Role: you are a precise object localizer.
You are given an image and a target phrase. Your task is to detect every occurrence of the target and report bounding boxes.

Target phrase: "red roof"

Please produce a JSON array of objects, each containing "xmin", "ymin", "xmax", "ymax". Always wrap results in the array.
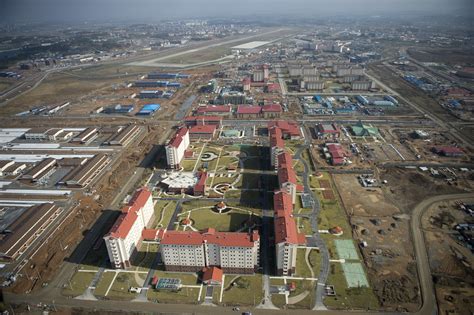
[
  {"xmin": 318, "ymin": 123, "xmax": 340, "ymax": 134},
  {"xmin": 277, "ymin": 152, "xmax": 297, "ymax": 185},
  {"xmin": 262, "ymin": 104, "xmax": 282, "ymax": 112},
  {"xmin": 269, "ymin": 127, "xmax": 284, "ymax": 148},
  {"xmin": 202, "ymin": 266, "xmax": 223, "ymax": 283},
  {"xmin": 237, "ymin": 106, "xmax": 261, "ymax": 114},
  {"xmin": 160, "ymin": 229, "xmax": 259, "ymax": 247},
  {"xmin": 433, "ymin": 146, "xmax": 464, "ymax": 154},
  {"xmin": 242, "ymin": 77, "xmax": 251, "ymax": 85},
  {"xmin": 326, "ymin": 143, "xmax": 346, "ymax": 159},
  {"xmin": 194, "ymin": 171, "xmax": 207, "ymax": 193},
  {"xmin": 277, "ymin": 152, "xmax": 293, "ymax": 167},
  {"xmin": 266, "ymin": 83, "xmax": 280, "ymax": 92},
  {"xmin": 268, "ymin": 120, "xmax": 301, "ymax": 137},
  {"xmin": 273, "ymin": 190, "xmax": 293, "ymax": 217},
  {"xmin": 142, "ymin": 229, "xmax": 160, "ymax": 241},
  {"xmin": 196, "ymin": 105, "xmax": 231, "ymax": 114},
  {"xmin": 168, "ymin": 127, "xmax": 188, "ymax": 148},
  {"xmin": 189, "ymin": 124, "xmax": 217, "ymax": 134},
  {"xmin": 273, "ymin": 191, "xmax": 300, "ymax": 244},
  {"xmin": 107, "ymin": 187, "xmax": 151, "ymax": 239}
]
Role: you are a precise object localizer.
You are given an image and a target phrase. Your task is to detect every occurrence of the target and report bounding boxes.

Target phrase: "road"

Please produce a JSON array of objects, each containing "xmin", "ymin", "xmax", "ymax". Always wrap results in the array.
[
  {"xmin": 294, "ymin": 125, "xmax": 330, "ymax": 310},
  {"xmin": 410, "ymin": 192, "xmax": 474, "ymax": 315}
]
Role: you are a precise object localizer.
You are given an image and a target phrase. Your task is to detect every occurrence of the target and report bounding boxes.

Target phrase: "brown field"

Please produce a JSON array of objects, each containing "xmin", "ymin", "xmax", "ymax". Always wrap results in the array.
[{"xmin": 322, "ymin": 190, "xmax": 335, "ymax": 200}]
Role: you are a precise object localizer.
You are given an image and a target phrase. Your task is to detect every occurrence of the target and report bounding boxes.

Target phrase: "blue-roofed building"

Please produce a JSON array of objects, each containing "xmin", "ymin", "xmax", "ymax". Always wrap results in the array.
[
  {"xmin": 356, "ymin": 95, "xmax": 369, "ymax": 105},
  {"xmin": 449, "ymin": 100, "xmax": 461, "ymax": 108},
  {"xmin": 167, "ymin": 82, "xmax": 182, "ymax": 88},
  {"xmin": 137, "ymin": 104, "xmax": 160, "ymax": 116},
  {"xmin": 313, "ymin": 95, "xmax": 323, "ymax": 103}
]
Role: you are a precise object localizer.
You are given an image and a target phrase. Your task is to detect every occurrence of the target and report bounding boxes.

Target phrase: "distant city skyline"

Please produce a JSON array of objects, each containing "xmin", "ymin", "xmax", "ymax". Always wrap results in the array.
[{"xmin": 1, "ymin": 0, "xmax": 472, "ymax": 24}]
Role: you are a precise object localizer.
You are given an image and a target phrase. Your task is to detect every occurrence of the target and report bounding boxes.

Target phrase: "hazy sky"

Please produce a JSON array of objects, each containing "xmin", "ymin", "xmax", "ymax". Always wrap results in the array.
[{"xmin": 1, "ymin": 0, "xmax": 472, "ymax": 23}]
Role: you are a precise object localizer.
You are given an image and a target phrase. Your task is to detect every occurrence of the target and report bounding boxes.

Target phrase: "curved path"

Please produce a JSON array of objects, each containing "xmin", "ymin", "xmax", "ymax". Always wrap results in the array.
[{"xmin": 410, "ymin": 192, "xmax": 474, "ymax": 315}]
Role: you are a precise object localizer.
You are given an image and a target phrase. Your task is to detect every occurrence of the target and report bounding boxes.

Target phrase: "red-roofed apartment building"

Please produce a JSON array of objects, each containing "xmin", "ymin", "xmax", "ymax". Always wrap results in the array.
[
  {"xmin": 103, "ymin": 187, "xmax": 154, "ymax": 269},
  {"xmin": 159, "ymin": 228, "xmax": 260, "ymax": 274},
  {"xmin": 269, "ymin": 126, "xmax": 284, "ymax": 169},
  {"xmin": 316, "ymin": 123, "xmax": 341, "ymax": 140},
  {"xmin": 325, "ymin": 143, "xmax": 349, "ymax": 166},
  {"xmin": 277, "ymin": 152, "xmax": 300, "ymax": 204},
  {"xmin": 184, "ymin": 116, "xmax": 223, "ymax": 127},
  {"xmin": 166, "ymin": 127, "xmax": 190, "ymax": 169},
  {"xmin": 273, "ymin": 190, "xmax": 306, "ymax": 276},
  {"xmin": 189, "ymin": 124, "xmax": 217, "ymax": 140},
  {"xmin": 268, "ymin": 121, "xmax": 302, "ymax": 140}
]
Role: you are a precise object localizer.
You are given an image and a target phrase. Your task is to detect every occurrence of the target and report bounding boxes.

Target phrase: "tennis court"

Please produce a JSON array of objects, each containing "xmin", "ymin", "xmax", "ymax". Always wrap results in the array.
[
  {"xmin": 334, "ymin": 239, "xmax": 359, "ymax": 260},
  {"xmin": 342, "ymin": 262, "xmax": 369, "ymax": 288}
]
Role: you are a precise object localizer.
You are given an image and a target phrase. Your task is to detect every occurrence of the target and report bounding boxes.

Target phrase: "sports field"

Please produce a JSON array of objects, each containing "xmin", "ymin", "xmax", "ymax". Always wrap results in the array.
[
  {"xmin": 334, "ymin": 239, "xmax": 359, "ymax": 260},
  {"xmin": 341, "ymin": 262, "xmax": 369, "ymax": 288}
]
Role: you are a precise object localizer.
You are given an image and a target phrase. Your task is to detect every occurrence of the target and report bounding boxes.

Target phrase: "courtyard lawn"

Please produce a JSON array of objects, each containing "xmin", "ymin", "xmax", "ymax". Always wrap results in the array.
[
  {"xmin": 153, "ymin": 201, "xmax": 177, "ymax": 229},
  {"xmin": 189, "ymin": 208, "xmax": 253, "ymax": 232},
  {"xmin": 133, "ymin": 243, "xmax": 159, "ymax": 270},
  {"xmin": 222, "ymin": 274, "xmax": 263, "ymax": 306},
  {"xmin": 181, "ymin": 160, "xmax": 197, "ymax": 172}
]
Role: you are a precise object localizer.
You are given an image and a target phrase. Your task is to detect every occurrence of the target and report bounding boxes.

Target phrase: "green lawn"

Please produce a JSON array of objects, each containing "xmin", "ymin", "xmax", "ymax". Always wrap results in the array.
[
  {"xmin": 181, "ymin": 160, "xmax": 197, "ymax": 172},
  {"xmin": 94, "ymin": 272, "xmax": 117, "ymax": 297},
  {"xmin": 105, "ymin": 272, "xmax": 141, "ymax": 300},
  {"xmin": 272, "ymin": 294, "xmax": 286, "ymax": 308},
  {"xmin": 148, "ymin": 286, "xmax": 201, "ymax": 304},
  {"xmin": 189, "ymin": 208, "xmax": 254, "ymax": 232},
  {"xmin": 324, "ymin": 263, "xmax": 379, "ymax": 310},
  {"xmin": 297, "ymin": 217, "xmax": 313, "ymax": 235},
  {"xmin": 224, "ymin": 189, "xmax": 242, "ymax": 199},
  {"xmin": 222, "ymin": 274, "xmax": 263, "ymax": 306},
  {"xmin": 153, "ymin": 201, "xmax": 177, "ymax": 229},
  {"xmin": 295, "ymin": 249, "xmax": 311, "ymax": 278},
  {"xmin": 270, "ymin": 278, "xmax": 285, "ymax": 286},
  {"xmin": 216, "ymin": 156, "xmax": 239, "ymax": 170},
  {"xmin": 61, "ymin": 271, "xmax": 95, "ymax": 297},
  {"xmin": 133, "ymin": 243, "xmax": 159, "ymax": 270}
]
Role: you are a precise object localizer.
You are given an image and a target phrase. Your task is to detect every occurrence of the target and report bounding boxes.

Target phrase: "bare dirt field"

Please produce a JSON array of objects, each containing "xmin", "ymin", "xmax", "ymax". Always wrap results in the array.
[
  {"xmin": 333, "ymin": 174, "xmax": 400, "ymax": 217},
  {"xmin": 332, "ymin": 173, "xmax": 420, "ymax": 311},
  {"xmin": 407, "ymin": 48, "xmax": 474, "ymax": 65},
  {"xmin": 422, "ymin": 199, "xmax": 474, "ymax": 315},
  {"xmin": 380, "ymin": 168, "xmax": 468, "ymax": 213}
]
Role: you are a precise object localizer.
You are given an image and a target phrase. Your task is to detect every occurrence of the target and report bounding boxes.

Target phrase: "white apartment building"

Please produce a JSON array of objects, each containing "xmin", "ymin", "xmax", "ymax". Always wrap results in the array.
[
  {"xmin": 277, "ymin": 152, "xmax": 298, "ymax": 204},
  {"xmin": 273, "ymin": 190, "xmax": 305, "ymax": 276},
  {"xmin": 269, "ymin": 127, "xmax": 284, "ymax": 169},
  {"xmin": 165, "ymin": 127, "xmax": 190, "ymax": 169},
  {"xmin": 104, "ymin": 187, "xmax": 154, "ymax": 269},
  {"xmin": 159, "ymin": 228, "xmax": 260, "ymax": 274}
]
